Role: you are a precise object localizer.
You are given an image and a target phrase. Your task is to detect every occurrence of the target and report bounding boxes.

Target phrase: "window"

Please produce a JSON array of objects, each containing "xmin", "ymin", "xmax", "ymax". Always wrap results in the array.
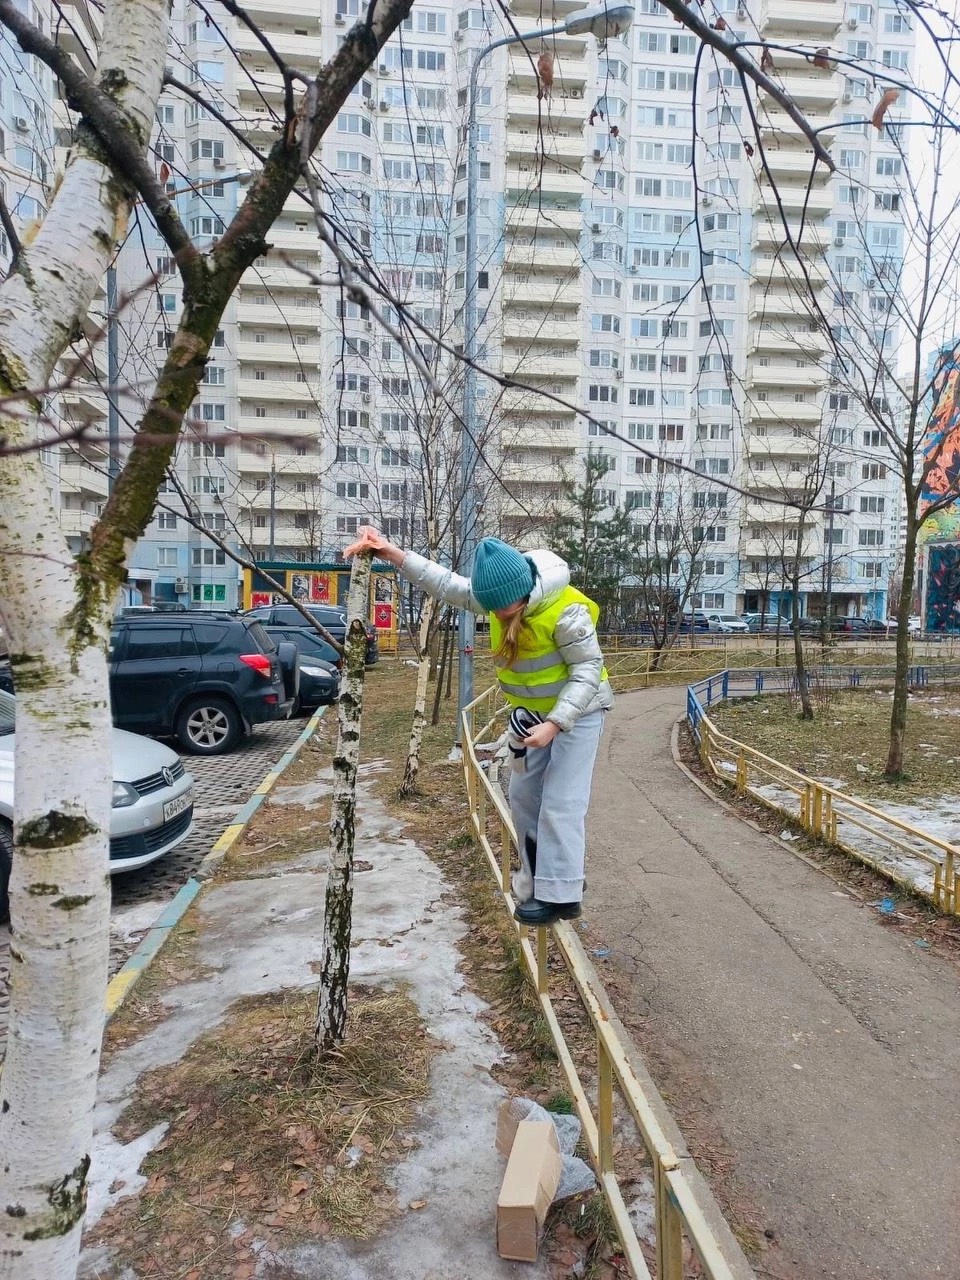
[
  {"xmin": 339, "ymin": 151, "xmax": 372, "ymax": 174},
  {"xmin": 336, "ymin": 481, "xmax": 370, "ymax": 499},
  {"xmin": 192, "ymin": 436, "xmax": 225, "ymax": 451},
  {"xmin": 192, "ymin": 547, "xmax": 226, "ymax": 565},
  {"xmin": 337, "ymin": 112, "xmax": 371, "ymax": 137},
  {"xmin": 829, "ymin": 393, "xmax": 850, "ymax": 411},
  {"xmin": 157, "ymin": 293, "xmax": 176, "ymax": 313},
  {"xmin": 875, "ymin": 192, "xmax": 900, "ymax": 212},
  {"xmin": 628, "ymin": 423, "xmax": 654, "ymax": 441},
  {"xmin": 126, "ymin": 627, "xmax": 195, "ymax": 660},
  {"xmin": 882, "ymin": 49, "xmax": 909, "ymax": 71},
  {"xmin": 863, "ymin": 430, "xmax": 882, "ymax": 447},
  {"xmin": 336, "ymin": 445, "xmax": 370, "ymax": 463},
  {"xmin": 863, "ymin": 562, "xmax": 885, "ymax": 578},
  {"xmin": 876, "ymin": 156, "xmax": 902, "ymax": 176},
  {"xmin": 862, "ymin": 463, "xmax": 887, "ymax": 480},
  {"xmin": 858, "ymin": 529, "xmax": 884, "ymax": 546},
  {"xmin": 693, "ymin": 457, "xmax": 730, "ymax": 475},
  {"xmin": 381, "ymin": 447, "xmax": 411, "ymax": 467},
  {"xmin": 202, "ymin": 366, "xmax": 225, "ymax": 385},
  {"xmin": 860, "ymin": 495, "xmax": 885, "ymax": 513},
  {"xmin": 157, "ymin": 512, "xmax": 177, "ymax": 529},
  {"xmin": 190, "ymin": 215, "xmax": 225, "ymax": 237},
  {"xmin": 884, "ymin": 12, "xmax": 909, "ymax": 31},
  {"xmin": 157, "ymin": 547, "xmax": 178, "ymax": 568},
  {"xmin": 417, "ymin": 49, "xmax": 445, "ymax": 71},
  {"xmin": 659, "ymin": 423, "xmax": 683, "ymax": 441},
  {"xmin": 190, "ymin": 138, "xmax": 224, "ymax": 160},
  {"xmin": 191, "ymin": 475, "xmax": 225, "ymax": 494},
  {"xmin": 703, "ymin": 560, "xmax": 725, "ymax": 577},
  {"xmin": 588, "ymin": 385, "xmax": 618, "ymax": 404}
]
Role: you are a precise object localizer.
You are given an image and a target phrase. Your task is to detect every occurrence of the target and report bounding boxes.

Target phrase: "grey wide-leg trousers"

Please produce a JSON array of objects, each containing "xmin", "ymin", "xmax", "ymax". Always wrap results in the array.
[{"xmin": 508, "ymin": 709, "xmax": 604, "ymax": 904}]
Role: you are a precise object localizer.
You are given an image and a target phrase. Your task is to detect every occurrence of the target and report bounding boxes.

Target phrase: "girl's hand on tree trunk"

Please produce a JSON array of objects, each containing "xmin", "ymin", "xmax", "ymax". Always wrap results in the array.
[{"xmin": 344, "ymin": 525, "xmax": 396, "ymax": 561}]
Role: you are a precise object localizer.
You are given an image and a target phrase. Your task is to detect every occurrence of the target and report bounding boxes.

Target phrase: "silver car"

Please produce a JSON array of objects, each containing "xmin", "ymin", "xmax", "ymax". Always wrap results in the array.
[{"xmin": 0, "ymin": 687, "xmax": 194, "ymax": 923}]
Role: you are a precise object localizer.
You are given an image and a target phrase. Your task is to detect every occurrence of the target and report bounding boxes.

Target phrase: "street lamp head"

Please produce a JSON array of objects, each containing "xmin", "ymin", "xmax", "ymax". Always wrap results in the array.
[{"xmin": 563, "ymin": 3, "xmax": 634, "ymax": 38}]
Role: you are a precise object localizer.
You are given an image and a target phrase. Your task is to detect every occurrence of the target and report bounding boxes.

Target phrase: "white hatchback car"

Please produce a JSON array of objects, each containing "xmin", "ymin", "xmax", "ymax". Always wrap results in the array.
[
  {"xmin": 704, "ymin": 612, "xmax": 750, "ymax": 634},
  {"xmin": 0, "ymin": 687, "xmax": 194, "ymax": 923}
]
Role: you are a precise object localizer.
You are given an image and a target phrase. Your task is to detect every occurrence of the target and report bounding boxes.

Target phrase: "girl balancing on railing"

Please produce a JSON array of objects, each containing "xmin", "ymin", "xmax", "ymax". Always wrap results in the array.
[{"xmin": 343, "ymin": 525, "xmax": 614, "ymax": 926}]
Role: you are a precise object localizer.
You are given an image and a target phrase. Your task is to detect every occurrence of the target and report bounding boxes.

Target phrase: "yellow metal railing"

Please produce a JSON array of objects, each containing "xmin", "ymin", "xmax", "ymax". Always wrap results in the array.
[
  {"xmin": 694, "ymin": 703, "xmax": 960, "ymax": 917},
  {"xmin": 461, "ymin": 685, "xmax": 756, "ymax": 1280}
]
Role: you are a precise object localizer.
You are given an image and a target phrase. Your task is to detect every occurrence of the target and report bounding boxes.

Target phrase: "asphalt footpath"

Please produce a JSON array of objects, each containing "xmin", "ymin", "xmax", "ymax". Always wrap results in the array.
[{"xmin": 586, "ymin": 685, "xmax": 960, "ymax": 1280}]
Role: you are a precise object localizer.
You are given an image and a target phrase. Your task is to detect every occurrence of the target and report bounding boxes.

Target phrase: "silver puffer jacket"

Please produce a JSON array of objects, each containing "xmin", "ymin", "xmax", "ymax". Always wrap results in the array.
[{"xmin": 400, "ymin": 547, "xmax": 614, "ymax": 731}]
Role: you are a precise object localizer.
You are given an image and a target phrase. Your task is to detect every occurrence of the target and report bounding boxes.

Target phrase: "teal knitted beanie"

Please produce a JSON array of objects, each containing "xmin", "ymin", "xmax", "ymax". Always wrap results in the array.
[{"xmin": 471, "ymin": 538, "xmax": 536, "ymax": 612}]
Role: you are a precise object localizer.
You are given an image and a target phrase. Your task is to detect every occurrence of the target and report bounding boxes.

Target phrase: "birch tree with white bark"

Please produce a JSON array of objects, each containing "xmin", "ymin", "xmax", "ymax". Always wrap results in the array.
[{"xmin": 0, "ymin": 0, "xmax": 412, "ymax": 1272}]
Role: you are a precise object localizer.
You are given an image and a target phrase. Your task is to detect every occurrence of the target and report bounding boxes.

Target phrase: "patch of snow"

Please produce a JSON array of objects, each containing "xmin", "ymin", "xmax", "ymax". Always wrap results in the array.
[
  {"xmin": 627, "ymin": 1174, "xmax": 657, "ymax": 1245},
  {"xmin": 85, "ymin": 1122, "xmax": 168, "ymax": 1228}
]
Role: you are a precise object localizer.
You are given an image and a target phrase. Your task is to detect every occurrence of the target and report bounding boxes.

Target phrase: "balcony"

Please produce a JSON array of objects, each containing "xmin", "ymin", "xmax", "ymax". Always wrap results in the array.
[
  {"xmin": 760, "ymin": 0, "xmax": 842, "ymax": 39},
  {"xmin": 506, "ymin": 91, "xmax": 587, "ymax": 126},
  {"xmin": 748, "ymin": 398, "xmax": 824, "ymax": 426},
  {"xmin": 506, "ymin": 129, "xmax": 585, "ymax": 164},
  {"xmin": 231, "ymin": 23, "xmax": 322, "ymax": 68},
  {"xmin": 506, "ymin": 204, "xmax": 582, "ymax": 234},
  {"xmin": 59, "ymin": 507, "xmax": 98, "ymax": 538},
  {"xmin": 748, "ymin": 289, "xmax": 820, "ymax": 322},
  {"xmin": 237, "ymin": 376, "xmax": 316, "ymax": 401},
  {"xmin": 504, "ymin": 352, "xmax": 581, "ymax": 380},
  {"xmin": 504, "ymin": 241, "xmax": 580, "ymax": 271},
  {"xmin": 503, "ymin": 278, "xmax": 581, "ymax": 308},
  {"xmin": 502, "ymin": 315, "xmax": 580, "ymax": 344},
  {"xmin": 757, "ymin": 145, "xmax": 833, "ymax": 184},
  {"xmin": 241, "ymin": 264, "xmax": 321, "ymax": 292},
  {"xmin": 746, "ymin": 362, "xmax": 828, "ymax": 389},
  {"xmin": 236, "ymin": 301, "xmax": 322, "ymax": 328},
  {"xmin": 505, "ymin": 168, "xmax": 584, "ymax": 201},
  {"xmin": 753, "ymin": 254, "xmax": 829, "ymax": 290},
  {"xmin": 508, "ymin": 44, "xmax": 588, "ymax": 91},
  {"xmin": 754, "ymin": 182, "xmax": 833, "ymax": 220},
  {"xmin": 501, "ymin": 387, "xmax": 580, "ymax": 417},
  {"xmin": 759, "ymin": 72, "xmax": 839, "ymax": 112},
  {"xmin": 59, "ymin": 460, "xmax": 110, "ymax": 500},
  {"xmin": 749, "ymin": 324, "xmax": 828, "ymax": 356},
  {"xmin": 756, "ymin": 107, "xmax": 836, "ymax": 148},
  {"xmin": 237, "ymin": 338, "xmax": 320, "ymax": 363},
  {"xmin": 60, "ymin": 385, "xmax": 108, "ymax": 423}
]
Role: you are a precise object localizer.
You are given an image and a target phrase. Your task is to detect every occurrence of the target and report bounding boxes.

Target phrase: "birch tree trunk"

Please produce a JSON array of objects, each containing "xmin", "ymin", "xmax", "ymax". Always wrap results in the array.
[
  {"xmin": 884, "ymin": 515, "xmax": 918, "ymax": 779},
  {"xmin": 399, "ymin": 595, "xmax": 436, "ymax": 798},
  {"xmin": 790, "ymin": 518, "xmax": 814, "ymax": 722},
  {"xmin": 0, "ymin": 4, "xmax": 169, "ymax": 1275},
  {"xmin": 316, "ymin": 552, "xmax": 372, "ymax": 1053}
]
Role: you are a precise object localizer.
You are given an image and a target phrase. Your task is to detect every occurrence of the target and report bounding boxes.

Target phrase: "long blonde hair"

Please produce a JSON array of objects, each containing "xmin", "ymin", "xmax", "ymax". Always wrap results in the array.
[{"xmin": 494, "ymin": 609, "xmax": 529, "ymax": 669}]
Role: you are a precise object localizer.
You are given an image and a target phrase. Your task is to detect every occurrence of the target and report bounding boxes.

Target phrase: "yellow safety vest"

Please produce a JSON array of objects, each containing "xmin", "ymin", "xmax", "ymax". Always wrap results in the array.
[{"xmin": 489, "ymin": 585, "xmax": 608, "ymax": 713}]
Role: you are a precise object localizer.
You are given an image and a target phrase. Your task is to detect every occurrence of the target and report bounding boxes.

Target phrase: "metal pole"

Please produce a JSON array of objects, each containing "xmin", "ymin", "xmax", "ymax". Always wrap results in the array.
[
  {"xmin": 824, "ymin": 478, "xmax": 836, "ymax": 639},
  {"xmin": 106, "ymin": 264, "xmax": 120, "ymax": 492},
  {"xmin": 453, "ymin": 22, "xmax": 566, "ymax": 754},
  {"xmin": 268, "ymin": 453, "xmax": 277, "ymax": 560}
]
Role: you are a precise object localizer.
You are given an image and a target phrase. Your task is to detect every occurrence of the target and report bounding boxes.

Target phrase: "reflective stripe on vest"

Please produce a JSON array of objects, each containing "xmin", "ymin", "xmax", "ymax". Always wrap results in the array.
[{"xmin": 489, "ymin": 585, "xmax": 607, "ymax": 713}]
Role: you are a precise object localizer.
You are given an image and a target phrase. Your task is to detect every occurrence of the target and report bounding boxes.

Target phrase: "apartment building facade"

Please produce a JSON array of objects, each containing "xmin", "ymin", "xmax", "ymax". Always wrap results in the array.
[{"xmin": 26, "ymin": 0, "xmax": 912, "ymax": 618}]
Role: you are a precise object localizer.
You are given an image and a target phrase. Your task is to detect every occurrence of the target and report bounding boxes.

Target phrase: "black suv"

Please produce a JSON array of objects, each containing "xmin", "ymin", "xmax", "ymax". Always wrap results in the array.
[
  {"xmin": 109, "ymin": 613, "xmax": 298, "ymax": 755},
  {"xmin": 244, "ymin": 604, "xmax": 379, "ymax": 665}
]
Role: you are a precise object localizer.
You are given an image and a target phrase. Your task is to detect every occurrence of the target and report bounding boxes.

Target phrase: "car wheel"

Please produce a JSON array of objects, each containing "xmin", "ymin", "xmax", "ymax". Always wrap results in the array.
[
  {"xmin": 176, "ymin": 697, "xmax": 242, "ymax": 755},
  {"xmin": 0, "ymin": 818, "xmax": 12, "ymax": 926}
]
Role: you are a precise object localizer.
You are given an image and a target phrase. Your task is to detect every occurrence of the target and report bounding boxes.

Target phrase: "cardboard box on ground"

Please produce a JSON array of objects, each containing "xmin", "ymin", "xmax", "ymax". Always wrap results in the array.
[{"xmin": 496, "ymin": 1120, "xmax": 563, "ymax": 1263}]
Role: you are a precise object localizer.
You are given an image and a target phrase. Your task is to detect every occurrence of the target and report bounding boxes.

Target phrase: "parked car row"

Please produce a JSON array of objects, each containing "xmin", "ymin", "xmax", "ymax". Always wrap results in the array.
[{"xmin": 0, "ymin": 685, "xmax": 195, "ymax": 923}]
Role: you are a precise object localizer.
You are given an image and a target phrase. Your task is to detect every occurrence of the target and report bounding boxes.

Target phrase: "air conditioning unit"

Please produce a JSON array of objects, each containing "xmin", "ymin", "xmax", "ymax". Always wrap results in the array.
[
  {"xmin": 834, "ymin": 235, "xmax": 845, "ymax": 246},
  {"xmin": 846, "ymin": 17, "xmax": 858, "ymax": 28},
  {"xmin": 379, "ymin": 63, "xmax": 390, "ymax": 74},
  {"xmin": 454, "ymin": 27, "xmax": 463, "ymax": 41},
  {"xmin": 335, "ymin": 12, "xmax": 345, "ymax": 23},
  {"xmin": 364, "ymin": 320, "xmax": 372, "ymax": 331},
  {"xmin": 628, "ymin": 264, "xmax": 638, "ymax": 273},
  {"xmin": 361, "ymin": 393, "xmax": 371, "ymax": 404},
  {"xmin": 736, "ymin": 2, "xmax": 747, "ymax": 17},
  {"xmin": 213, "ymin": 156, "xmax": 225, "ymax": 168},
  {"xmin": 591, "ymin": 222, "xmax": 601, "ymax": 233},
  {"xmin": 614, "ymin": 369, "xmax": 623, "ymax": 380},
  {"xmin": 700, "ymin": 195, "xmax": 713, "ymax": 207},
  {"xmin": 379, "ymin": 100, "xmax": 390, "ymax": 111},
  {"xmin": 174, "ymin": 578, "xmax": 188, "ymax": 593},
  {"xmin": 592, "ymin": 148, "xmax": 602, "ymax": 161},
  {"xmin": 842, "ymin": 91, "xmax": 852, "ymax": 103},
  {"xmin": 13, "ymin": 115, "xmax": 28, "ymax": 131},
  {"xmin": 867, "ymin": 277, "xmax": 877, "ymax": 288}
]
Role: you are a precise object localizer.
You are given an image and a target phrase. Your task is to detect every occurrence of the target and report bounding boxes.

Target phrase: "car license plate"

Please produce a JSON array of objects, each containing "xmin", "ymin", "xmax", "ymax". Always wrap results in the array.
[{"xmin": 163, "ymin": 788, "xmax": 193, "ymax": 822}]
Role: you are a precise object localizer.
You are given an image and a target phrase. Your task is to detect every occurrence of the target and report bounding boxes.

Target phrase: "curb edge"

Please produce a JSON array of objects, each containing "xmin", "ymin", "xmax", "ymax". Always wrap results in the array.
[{"xmin": 104, "ymin": 708, "xmax": 327, "ymax": 1021}]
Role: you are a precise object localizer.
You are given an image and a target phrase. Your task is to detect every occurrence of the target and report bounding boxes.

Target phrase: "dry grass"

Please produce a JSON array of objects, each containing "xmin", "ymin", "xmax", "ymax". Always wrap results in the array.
[
  {"xmin": 90, "ymin": 987, "xmax": 436, "ymax": 1278},
  {"xmin": 710, "ymin": 687, "xmax": 960, "ymax": 801}
]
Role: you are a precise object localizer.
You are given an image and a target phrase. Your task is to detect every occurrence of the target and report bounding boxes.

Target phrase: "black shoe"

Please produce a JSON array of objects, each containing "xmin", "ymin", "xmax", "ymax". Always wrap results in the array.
[{"xmin": 514, "ymin": 898, "xmax": 581, "ymax": 926}]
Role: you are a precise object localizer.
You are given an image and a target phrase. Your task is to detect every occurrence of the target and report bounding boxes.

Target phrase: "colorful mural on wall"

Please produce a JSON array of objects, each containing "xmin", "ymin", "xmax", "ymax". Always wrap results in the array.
[
  {"xmin": 243, "ymin": 561, "xmax": 399, "ymax": 652},
  {"xmin": 919, "ymin": 348, "xmax": 960, "ymax": 540}
]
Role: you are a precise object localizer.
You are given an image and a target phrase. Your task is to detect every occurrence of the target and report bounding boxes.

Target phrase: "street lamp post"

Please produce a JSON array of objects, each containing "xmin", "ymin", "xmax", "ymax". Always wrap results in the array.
[{"xmin": 453, "ymin": 2, "xmax": 635, "ymax": 752}]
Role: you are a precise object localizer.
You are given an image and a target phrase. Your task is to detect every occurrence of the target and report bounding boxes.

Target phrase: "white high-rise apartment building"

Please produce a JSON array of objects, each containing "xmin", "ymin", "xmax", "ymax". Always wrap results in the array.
[{"xmin": 106, "ymin": 0, "xmax": 911, "ymax": 618}]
